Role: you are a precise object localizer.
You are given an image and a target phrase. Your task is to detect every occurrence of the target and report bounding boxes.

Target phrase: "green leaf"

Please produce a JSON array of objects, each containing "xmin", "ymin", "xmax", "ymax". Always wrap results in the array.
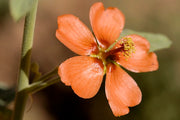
[
  {"xmin": 10, "ymin": 0, "xmax": 37, "ymax": 21},
  {"xmin": 120, "ymin": 29, "xmax": 172, "ymax": 52}
]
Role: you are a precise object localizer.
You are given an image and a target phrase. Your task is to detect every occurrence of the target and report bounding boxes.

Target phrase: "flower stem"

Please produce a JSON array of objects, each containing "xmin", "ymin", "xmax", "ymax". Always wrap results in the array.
[
  {"xmin": 12, "ymin": 0, "xmax": 39, "ymax": 120},
  {"xmin": 28, "ymin": 77, "xmax": 60, "ymax": 94},
  {"xmin": 36, "ymin": 67, "xmax": 58, "ymax": 82}
]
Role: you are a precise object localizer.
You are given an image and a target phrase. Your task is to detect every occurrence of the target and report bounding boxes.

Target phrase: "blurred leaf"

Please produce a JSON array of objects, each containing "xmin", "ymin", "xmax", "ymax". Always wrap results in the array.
[
  {"xmin": 0, "ymin": 83, "xmax": 15, "ymax": 107},
  {"xmin": 0, "ymin": 106, "xmax": 12, "ymax": 120},
  {"xmin": 120, "ymin": 29, "xmax": 172, "ymax": 52},
  {"xmin": 0, "ymin": 0, "xmax": 8, "ymax": 18},
  {"xmin": 10, "ymin": 0, "xmax": 37, "ymax": 21},
  {"xmin": 0, "ymin": 83, "xmax": 15, "ymax": 106},
  {"xmin": 30, "ymin": 62, "xmax": 42, "ymax": 83}
]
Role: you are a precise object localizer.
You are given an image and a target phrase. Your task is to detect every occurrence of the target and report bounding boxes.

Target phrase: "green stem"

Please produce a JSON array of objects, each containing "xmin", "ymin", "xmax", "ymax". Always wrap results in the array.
[
  {"xmin": 12, "ymin": 1, "xmax": 39, "ymax": 120},
  {"xmin": 11, "ymin": 91, "xmax": 28, "ymax": 120},
  {"xmin": 36, "ymin": 67, "xmax": 58, "ymax": 82},
  {"xmin": 28, "ymin": 77, "xmax": 60, "ymax": 94}
]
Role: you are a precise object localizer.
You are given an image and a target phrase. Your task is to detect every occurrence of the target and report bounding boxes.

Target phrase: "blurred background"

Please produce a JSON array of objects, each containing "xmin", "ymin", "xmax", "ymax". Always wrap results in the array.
[{"xmin": 0, "ymin": 0, "xmax": 180, "ymax": 120}]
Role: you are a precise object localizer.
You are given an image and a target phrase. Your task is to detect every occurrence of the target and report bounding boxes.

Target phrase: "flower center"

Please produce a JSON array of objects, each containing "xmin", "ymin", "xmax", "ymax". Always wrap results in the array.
[
  {"xmin": 103, "ymin": 37, "xmax": 136, "ymax": 60},
  {"xmin": 90, "ymin": 37, "xmax": 135, "ymax": 72}
]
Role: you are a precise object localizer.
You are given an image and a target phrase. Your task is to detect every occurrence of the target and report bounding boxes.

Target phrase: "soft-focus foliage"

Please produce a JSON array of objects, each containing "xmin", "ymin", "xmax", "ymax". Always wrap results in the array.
[
  {"xmin": 0, "ymin": 0, "xmax": 8, "ymax": 19},
  {"xmin": 0, "ymin": 84, "xmax": 15, "ymax": 107},
  {"xmin": 10, "ymin": 0, "xmax": 37, "ymax": 21},
  {"xmin": 0, "ymin": 83, "xmax": 15, "ymax": 120}
]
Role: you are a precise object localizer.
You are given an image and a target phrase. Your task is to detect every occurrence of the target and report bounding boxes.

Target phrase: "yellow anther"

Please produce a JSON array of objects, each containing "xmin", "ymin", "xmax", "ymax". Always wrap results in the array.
[{"xmin": 120, "ymin": 37, "xmax": 136, "ymax": 59}]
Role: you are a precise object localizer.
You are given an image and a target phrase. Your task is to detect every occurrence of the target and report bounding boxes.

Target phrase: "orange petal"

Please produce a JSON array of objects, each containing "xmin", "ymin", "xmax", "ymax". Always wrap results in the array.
[
  {"xmin": 105, "ymin": 64, "xmax": 142, "ymax": 116},
  {"xmin": 58, "ymin": 56, "xmax": 104, "ymax": 99},
  {"xmin": 56, "ymin": 14, "xmax": 98, "ymax": 55},
  {"xmin": 90, "ymin": 2, "xmax": 125, "ymax": 49},
  {"xmin": 115, "ymin": 35, "xmax": 159, "ymax": 73}
]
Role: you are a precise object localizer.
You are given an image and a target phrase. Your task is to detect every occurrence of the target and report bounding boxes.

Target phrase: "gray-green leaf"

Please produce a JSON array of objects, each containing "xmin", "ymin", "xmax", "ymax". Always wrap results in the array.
[
  {"xmin": 120, "ymin": 29, "xmax": 172, "ymax": 52},
  {"xmin": 10, "ymin": 0, "xmax": 37, "ymax": 21}
]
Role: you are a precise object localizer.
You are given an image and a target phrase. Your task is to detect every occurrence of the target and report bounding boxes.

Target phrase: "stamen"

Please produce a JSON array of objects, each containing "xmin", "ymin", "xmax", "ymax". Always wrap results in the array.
[{"xmin": 120, "ymin": 37, "xmax": 136, "ymax": 59}]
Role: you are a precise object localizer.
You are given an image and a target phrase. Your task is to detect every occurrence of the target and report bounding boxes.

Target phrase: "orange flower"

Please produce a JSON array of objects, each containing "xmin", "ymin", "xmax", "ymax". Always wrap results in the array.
[{"xmin": 56, "ymin": 2, "xmax": 158, "ymax": 116}]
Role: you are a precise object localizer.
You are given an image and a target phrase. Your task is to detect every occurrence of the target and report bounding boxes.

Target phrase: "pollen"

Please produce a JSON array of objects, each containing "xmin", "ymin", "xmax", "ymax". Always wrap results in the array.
[{"xmin": 120, "ymin": 37, "xmax": 136, "ymax": 59}]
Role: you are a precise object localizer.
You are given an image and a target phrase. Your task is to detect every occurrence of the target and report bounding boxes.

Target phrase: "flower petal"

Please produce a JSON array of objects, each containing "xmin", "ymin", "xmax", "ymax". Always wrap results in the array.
[
  {"xmin": 90, "ymin": 2, "xmax": 125, "ymax": 49},
  {"xmin": 56, "ymin": 14, "xmax": 98, "ymax": 55},
  {"xmin": 115, "ymin": 35, "xmax": 159, "ymax": 72},
  {"xmin": 105, "ymin": 64, "xmax": 142, "ymax": 116},
  {"xmin": 58, "ymin": 56, "xmax": 104, "ymax": 99}
]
